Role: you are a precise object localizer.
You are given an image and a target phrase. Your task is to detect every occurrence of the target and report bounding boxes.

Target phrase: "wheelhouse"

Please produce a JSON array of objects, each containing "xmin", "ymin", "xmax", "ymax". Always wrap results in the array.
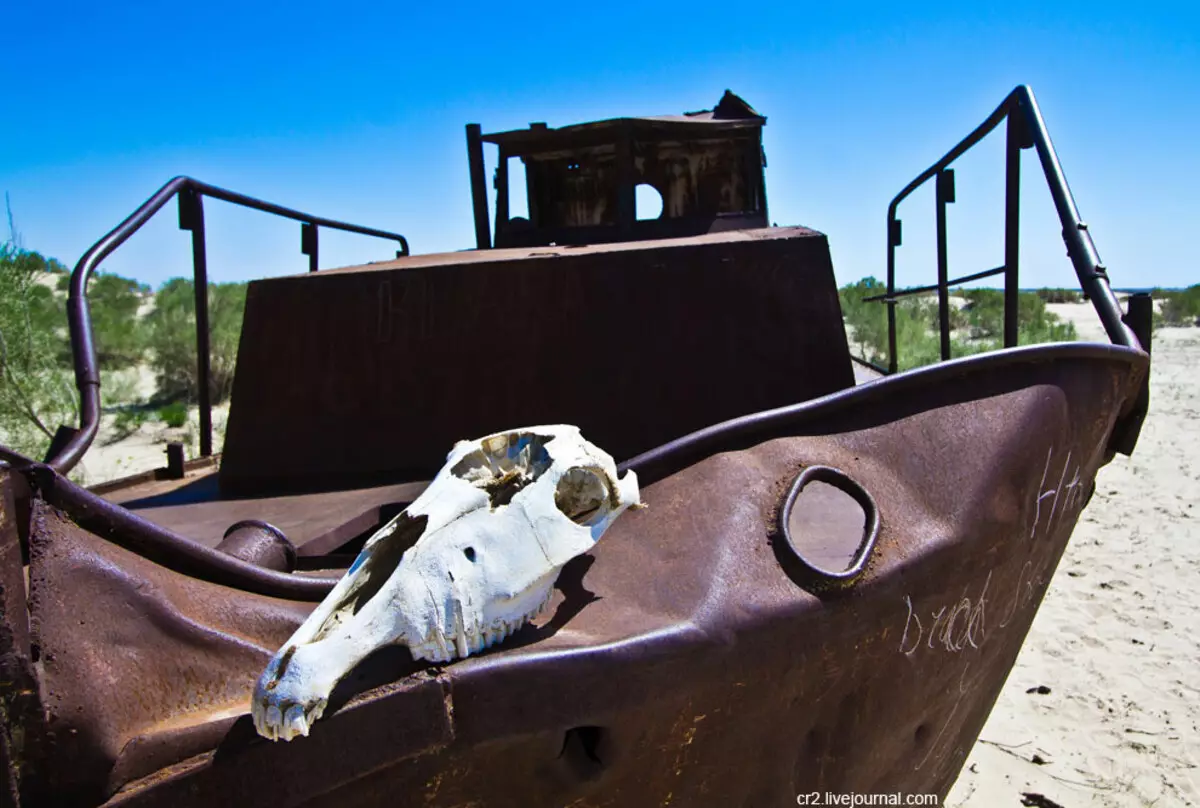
[{"xmin": 466, "ymin": 90, "xmax": 769, "ymax": 249}]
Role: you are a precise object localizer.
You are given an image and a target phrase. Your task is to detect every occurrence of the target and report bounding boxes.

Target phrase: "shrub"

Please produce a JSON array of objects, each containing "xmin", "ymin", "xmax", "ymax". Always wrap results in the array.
[
  {"xmin": 159, "ymin": 401, "xmax": 188, "ymax": 428},
  {"xmin": 87, "ymin": 273, "xmax": 150, "ymax": 368},
  {"xmin": 109, "ymin": 407, "xmax": 153, "ymax": 442},
  {"xmin": 838, "ymin": 276, "xmax": 890, "ymax": 365},
  {"xmin": 0, "ymin": 242, "xmax": 78, "ymax": 458},
  {"xmin": 1035, "ymin": 288, "xmax": 1083, "ymax": 304},
  {"xmin": 960, "ymin": 288, "xmax": 1076, "ymax": 344},
  {"xmin": 146, "ymin": 279, "xmax": 247, "ymax": 404},
  {"xmin": 839, "ymin": 279, "xmax": 1077, "ymax": 372},
  {"xmin": 1157, "ymin": 285, "xmax": 1200, "ymax": 327}
]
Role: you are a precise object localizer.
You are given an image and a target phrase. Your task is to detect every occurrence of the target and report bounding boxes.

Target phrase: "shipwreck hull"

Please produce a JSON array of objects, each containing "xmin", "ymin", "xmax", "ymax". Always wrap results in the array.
[{"xmin": 1, "ymin": 342, "xmax": 1146, "ymax": 807}]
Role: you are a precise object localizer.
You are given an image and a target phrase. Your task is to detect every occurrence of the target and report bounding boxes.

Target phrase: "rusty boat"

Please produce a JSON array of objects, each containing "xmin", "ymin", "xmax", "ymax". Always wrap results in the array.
[{"xmin": 0, "ymin": 86, "xmax": 1151, "ymax": 807}]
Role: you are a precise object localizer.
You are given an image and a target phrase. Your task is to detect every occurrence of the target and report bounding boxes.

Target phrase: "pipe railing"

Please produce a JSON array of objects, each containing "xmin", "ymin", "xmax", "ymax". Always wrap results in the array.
[
  {"xmin": 48, "ymin": 176, "xmax": 409, "ymax": 474},
  {"xmin": 880, "ymin": 85, "xmax": 1141, "ymax": 374}
]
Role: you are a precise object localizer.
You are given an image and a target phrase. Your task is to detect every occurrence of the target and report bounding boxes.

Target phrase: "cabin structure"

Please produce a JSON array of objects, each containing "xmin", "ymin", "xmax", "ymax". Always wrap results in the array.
[{"xmin": 466, "ymin": 90, "xmax": 769, "ymax": 249}]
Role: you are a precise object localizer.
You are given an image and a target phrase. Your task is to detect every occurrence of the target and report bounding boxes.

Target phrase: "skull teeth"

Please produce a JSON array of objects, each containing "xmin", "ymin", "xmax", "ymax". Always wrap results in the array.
[
  {"xmin": 284, "ymin": 704, "xmax": 309, "ymax": 740},
  {"xmin": 410, "ymin": 611, "xmax": 550, "ymax": 664},
  {"xmin": 253, "ymin": 696, "xmax": 326, "ymax": 743}
]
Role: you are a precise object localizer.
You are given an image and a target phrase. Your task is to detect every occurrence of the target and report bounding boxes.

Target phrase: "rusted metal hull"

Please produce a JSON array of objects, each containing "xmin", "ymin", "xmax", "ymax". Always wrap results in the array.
[
  {"xmin": 0, "ymin": 342, "xmax": 1146, "ymax": 807},
  {"xmin": 219, "ymin": 228, "xmax": 854, "ymax": 497}
]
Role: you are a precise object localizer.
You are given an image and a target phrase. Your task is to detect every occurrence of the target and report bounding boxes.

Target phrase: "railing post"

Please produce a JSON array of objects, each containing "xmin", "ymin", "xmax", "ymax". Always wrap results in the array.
[
  {"xmin": 495, "ymin": 148, "xmax": 509, "ymax": 235},
  {"xmin": 301, "ymin": 222, "xmax": 318, "ymax": 273},
  {"xmin": 1003, "ymin": 108, "xmax": 1024, "ymax": 348},
  {"xmin": 886, "ymin": 216, "xmax": 901, "ymax": 373},
  {"xmin": 616, "ymin": 124, "xmax": 635, "ymax": 239},
  {"xmin": 178, "ymin": 188, "xmax": 213, "ymax": 459},
  {"xmin": 465, "ymin": 124, "xmax": 492, "ymax": 249},
  {"xmin": 935, "ymin": 169, "xmax": 955, "ymax": 361}
]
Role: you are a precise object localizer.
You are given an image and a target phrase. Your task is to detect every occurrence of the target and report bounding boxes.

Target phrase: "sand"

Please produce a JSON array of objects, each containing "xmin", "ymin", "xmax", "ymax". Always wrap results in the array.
[
  {"xmin": 71, "ymin": 362, "xmax": 230, "ymax": 487},
  {"xmin": 947, "ymin": 305, "xmax": 1200, "ymax": 807}
]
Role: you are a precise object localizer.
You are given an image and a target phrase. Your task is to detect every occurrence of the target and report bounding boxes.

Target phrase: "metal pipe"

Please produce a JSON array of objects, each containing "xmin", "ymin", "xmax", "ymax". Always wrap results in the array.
[
  {"xmin": 884, "ymin": 85, "xmax": 1139, "ymax": 355},
  {"xmin": 886, "ymin": 300, "xmax": 898, "ymax": 375},
  {"xmin": 862, "ymin": 266, "xmax": 1004, "ymax": 303},
  {"xmin": 60, "ymin": 181, "xmax": 187, "ymax": 474},
  {"xmin": 179, "ymin": 190, "xmax": 214, "ymax": 458},
  {"xmin": 885, "ymin": 219, "xmax": 899, "ymax": 374},
  {"xmin": 49, "ymin": 176, "xmax": 409, "ymax": 474},
  {"xmin": 1014, "ymin": 86, "xmax": 1137, "ymax": 347},
  {"xmin": 21, "ymin": 462, "xmax": 339, "ymax": 600},
  {"xmin": 621, "ymin": 341, "xmax": 1147, "ymax": 485},
  {"xmin": 1003, "ymin": 109, "xmax": 1022, "ymax": 348},
  {"xmin": 935, "ymin": 170, "xmax": 953, "ymax": 361}
]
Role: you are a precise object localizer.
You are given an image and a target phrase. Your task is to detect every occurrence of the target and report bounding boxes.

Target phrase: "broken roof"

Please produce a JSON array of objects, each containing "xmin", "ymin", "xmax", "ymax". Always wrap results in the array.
[{"xmin": 481, "ymin": 90, "xmax": 765, "ymax": 151}]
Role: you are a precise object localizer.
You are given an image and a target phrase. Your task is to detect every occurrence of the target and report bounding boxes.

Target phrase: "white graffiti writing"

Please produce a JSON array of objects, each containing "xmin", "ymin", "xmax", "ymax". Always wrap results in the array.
[
  {"xmin": 899, "ymin": 445, "xmax": 1093, "ymax": 652},
  {"xmin": 899, "ymin": 573, "xmax": 991, "ymax": 656}
]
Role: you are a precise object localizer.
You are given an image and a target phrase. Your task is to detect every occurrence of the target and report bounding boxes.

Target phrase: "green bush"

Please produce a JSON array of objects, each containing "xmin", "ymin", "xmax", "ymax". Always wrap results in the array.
[
  {"xmin": 839, "ymin": 276, "xmax": 890, "ymax": 364},
  {"xmin": 839, "ymin": 280, "xmax": 953, "ymax": 371},
  {"xmin": 1156, "ymin": 285, "xmax": 1200, "ymax": 327},
  {"xmin": 87, "ymin": 273, "xmax": 150, "ymax": 368},
  {"xmin": 1034, "ymin": 288, "xmax": 1083, "ymax": 304},
  {"xmin": 839, "ymin": 279, "xmax": 1077, "ymax": 372},
  {"xmin": 158, "ymin": 401, "xmax": 188, "ymax": 428},
  {"xmin": 146, "ymin": 279, "xmax": 247, "ymax": 404},
  {"xmin": 109, "ymin": 407, "xmax": 153, "ymax": 442},
  {"xmin": 959, "ymin": 289, "xmax": 1075, "ymax": 344},
  {"xmin": 53, "ymin": 269, "xmax": 148, "ymax": 368},
  {"xmin": 0, "ymin": 243, "xmax": 78, "ymax": 458}
]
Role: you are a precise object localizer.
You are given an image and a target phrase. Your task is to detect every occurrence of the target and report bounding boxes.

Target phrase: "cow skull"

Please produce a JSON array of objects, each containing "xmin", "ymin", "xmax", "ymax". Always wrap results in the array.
[{"xmin": 252, "ymin": 425, "xmax": 640, "ymax": 741}]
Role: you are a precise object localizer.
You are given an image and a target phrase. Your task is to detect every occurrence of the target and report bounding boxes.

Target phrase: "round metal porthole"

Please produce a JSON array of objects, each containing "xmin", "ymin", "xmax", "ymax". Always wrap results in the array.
[{"xmin": 777, "ymin": 465, "xmax": 880, "ymax": 590}]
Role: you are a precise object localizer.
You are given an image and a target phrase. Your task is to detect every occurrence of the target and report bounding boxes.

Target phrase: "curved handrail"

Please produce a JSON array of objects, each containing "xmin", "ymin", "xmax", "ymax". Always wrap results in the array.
[
  {"xmin": 52, "ymin": 176, "xmax": 410, "ymax": 473},
  {"xmin": 19, "ymin": 462, "xmax": 340, "ymax": 600},
  {"xmin": 883, "ymin": 85, "xmax": 1140, "ymax": 371},
  {"xmin": 621, "ymin": 340, "xmax": 1147, "ymax": 485}
]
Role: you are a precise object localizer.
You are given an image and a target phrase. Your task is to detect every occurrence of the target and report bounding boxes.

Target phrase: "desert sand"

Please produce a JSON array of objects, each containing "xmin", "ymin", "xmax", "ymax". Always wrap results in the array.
[{"xmin": 948, "ymin": 304, "xmax": 1199, "ymax": 807}]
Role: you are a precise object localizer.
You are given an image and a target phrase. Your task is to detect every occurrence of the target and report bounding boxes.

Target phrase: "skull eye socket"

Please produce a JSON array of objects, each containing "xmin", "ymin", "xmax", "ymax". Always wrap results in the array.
[{"xmin": 555, "ymin": 467, "xmax": 612, "ymax": 526}]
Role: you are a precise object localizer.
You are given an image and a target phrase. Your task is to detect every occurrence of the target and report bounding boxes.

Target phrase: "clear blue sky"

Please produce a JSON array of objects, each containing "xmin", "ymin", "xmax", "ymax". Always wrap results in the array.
[{"xmin": 2, "ymin": 1, "xmax": 1196, "ymax": 291}]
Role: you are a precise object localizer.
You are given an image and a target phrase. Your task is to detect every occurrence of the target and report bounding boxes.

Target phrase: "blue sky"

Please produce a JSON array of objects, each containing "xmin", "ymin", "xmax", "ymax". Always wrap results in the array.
[{"xmin": 2, "ymin": 1, "xmax": 1196, "ymax": 291}]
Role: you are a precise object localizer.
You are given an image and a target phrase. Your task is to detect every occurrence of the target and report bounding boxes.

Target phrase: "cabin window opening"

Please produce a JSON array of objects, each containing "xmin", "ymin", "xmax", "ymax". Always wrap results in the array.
[
  {"xmin": 635, "ymin": 183, "xmax": 663, "ymax": 220},
  {"xmin": 507, "ymin": 157, "xmax": 530, "ymax": 222}
]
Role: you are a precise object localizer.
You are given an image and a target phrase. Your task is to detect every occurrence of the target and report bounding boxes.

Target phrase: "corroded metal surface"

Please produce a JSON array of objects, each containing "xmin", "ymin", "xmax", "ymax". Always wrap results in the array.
[
  {"xmin": 0, "ymin": 471, "xmax": 45, "ymax": 808},
  {"xmin": 220, "ymin": 227, "xmax": 854, "ymax": 497},
  {"xmin": 4, "ymin": 343, "xmax": 1145, "ymax": 807}
]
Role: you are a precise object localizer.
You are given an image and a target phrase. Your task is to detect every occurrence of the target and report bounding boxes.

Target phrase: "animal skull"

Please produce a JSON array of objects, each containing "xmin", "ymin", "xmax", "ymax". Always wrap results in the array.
[{"xmin": 252, "ymin": 425, "xmax": 640, "ymax": 741}]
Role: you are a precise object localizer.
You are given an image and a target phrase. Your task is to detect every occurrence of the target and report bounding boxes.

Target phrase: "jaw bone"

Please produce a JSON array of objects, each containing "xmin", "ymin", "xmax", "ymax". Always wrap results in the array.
[{"xmin": 252, "ymin": 425, "xmax": 640, "ymax": 741}]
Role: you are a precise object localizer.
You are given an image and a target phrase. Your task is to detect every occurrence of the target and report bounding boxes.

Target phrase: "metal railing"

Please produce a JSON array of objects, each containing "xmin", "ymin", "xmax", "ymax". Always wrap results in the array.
[
  {"xmin": 48, "ymin": 176, "xmax": 410, "ymax": 474},
  {"xmin": 876, "ymin": 85, "xmax": 1141, "ymax": 374}
]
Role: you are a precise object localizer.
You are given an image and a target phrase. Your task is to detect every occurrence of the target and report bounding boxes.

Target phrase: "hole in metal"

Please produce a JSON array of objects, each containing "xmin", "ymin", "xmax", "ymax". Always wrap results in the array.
[
  {"xmin": 778, "ymin": 465, "xmax": 879, "ymax": 588},
  {"xmin": 559, "ymin": 725, "xmax": 607, "ymax": 780},
  {"xmin": 786, "ymin": 480, "xmax": 867, "ymax": 573}
]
